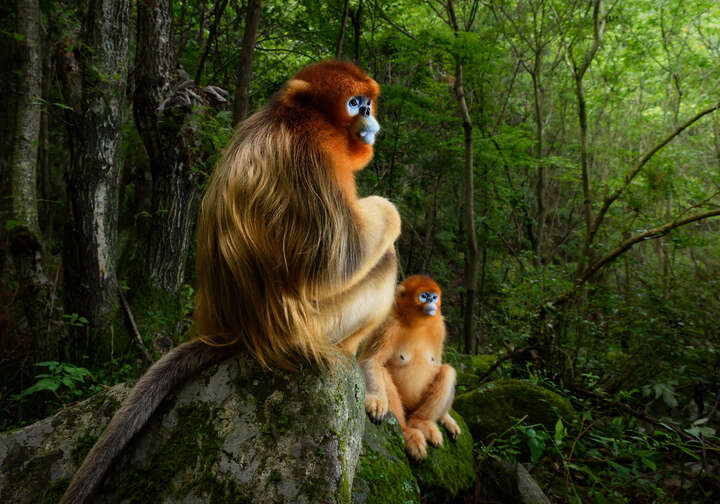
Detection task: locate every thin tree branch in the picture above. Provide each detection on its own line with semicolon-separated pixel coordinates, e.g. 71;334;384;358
555;208;720;306
118;288;153;364
587;101;720;247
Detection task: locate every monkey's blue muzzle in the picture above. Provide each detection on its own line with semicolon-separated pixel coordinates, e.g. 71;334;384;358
423;302;438;317
355;115;380;145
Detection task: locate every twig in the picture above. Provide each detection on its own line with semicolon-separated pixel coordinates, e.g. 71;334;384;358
118;288;153;364
46;264;60;349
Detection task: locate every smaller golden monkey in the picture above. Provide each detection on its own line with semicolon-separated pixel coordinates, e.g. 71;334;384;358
360;275;461;460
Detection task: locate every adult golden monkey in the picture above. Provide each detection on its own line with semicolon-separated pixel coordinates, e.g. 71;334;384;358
360;275;461;460
61;60;399;504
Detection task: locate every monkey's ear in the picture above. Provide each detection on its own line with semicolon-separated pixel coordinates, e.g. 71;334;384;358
281;79;311;105
396;284;406;297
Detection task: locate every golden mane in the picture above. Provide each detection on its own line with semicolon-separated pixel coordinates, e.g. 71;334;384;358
194;100;363;370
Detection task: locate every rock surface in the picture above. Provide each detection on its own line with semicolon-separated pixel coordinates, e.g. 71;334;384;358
479;456;551;504
0;354;365;504
353;410;476;504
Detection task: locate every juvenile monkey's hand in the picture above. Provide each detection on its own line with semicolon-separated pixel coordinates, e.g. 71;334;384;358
364;392;388;422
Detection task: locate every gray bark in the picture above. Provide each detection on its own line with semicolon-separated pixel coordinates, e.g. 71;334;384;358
11;0;42;232
134;0;220;293
63;0;131;330
7;0;62;352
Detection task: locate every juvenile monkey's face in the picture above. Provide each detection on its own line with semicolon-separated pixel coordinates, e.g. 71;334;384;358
396;275;443;318
417;290;440;316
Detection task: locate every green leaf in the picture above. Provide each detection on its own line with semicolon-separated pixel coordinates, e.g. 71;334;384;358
19;378;60;397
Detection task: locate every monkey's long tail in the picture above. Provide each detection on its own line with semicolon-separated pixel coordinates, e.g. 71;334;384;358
59;339;237;504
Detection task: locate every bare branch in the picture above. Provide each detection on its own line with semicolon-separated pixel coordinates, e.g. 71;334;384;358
587;101;720;246
555;208;720;306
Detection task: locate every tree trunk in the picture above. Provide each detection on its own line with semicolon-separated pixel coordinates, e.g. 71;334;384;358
335;0;351;59
134;0;215;294
11;0;42;233
455;61;479;355
7;0;62;353
531;66;546;263
233;0;262;126
63;0;131;334
350;2;363;64
575;73;593;277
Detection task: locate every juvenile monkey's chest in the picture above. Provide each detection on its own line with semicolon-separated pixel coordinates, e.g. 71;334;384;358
387;342;439;412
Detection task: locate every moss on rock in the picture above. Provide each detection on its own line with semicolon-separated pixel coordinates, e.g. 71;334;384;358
454;379;575;446
353;410;476;504
411;410;476;502
353;415;421;504
1;355;364;504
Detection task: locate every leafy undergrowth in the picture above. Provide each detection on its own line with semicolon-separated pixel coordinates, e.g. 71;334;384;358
461;361;720;504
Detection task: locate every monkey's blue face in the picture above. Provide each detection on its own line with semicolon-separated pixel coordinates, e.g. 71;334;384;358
418;292;439;316
347;95;380;145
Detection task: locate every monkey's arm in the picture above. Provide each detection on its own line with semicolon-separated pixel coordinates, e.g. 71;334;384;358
359;319;401;421
339;195;401;293
319;196;400;351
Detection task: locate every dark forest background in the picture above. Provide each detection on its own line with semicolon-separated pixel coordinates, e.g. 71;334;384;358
1;0;719;501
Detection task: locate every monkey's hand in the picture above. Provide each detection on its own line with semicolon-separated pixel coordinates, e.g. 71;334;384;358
342;196;400;290
364;392;389;423
440;413;462;441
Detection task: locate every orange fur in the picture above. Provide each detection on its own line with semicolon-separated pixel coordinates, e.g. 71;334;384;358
359;275;461;460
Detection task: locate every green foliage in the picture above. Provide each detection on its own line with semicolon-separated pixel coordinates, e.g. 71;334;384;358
15;361;95;401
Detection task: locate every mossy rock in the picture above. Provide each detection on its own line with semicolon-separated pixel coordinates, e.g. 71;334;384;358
353;410;475;504
0;355;365;504
444;352;502;391
454;379;575;445
478;456;550;504
353;414;420;504
410;410;476;503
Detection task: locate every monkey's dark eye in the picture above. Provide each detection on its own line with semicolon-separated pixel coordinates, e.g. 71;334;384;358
349;97;359;107
419;293;428;302
431;294;439;302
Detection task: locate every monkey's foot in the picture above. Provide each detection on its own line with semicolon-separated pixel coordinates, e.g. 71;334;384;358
410;418;443;447
404;427;427;460
440;413;461;441
364;393;388;422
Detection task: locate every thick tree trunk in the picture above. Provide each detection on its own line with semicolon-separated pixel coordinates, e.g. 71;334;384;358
233;0;262;126
63;0;131;332
11;0;42;233
7;0;62;352
134;0;213;293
